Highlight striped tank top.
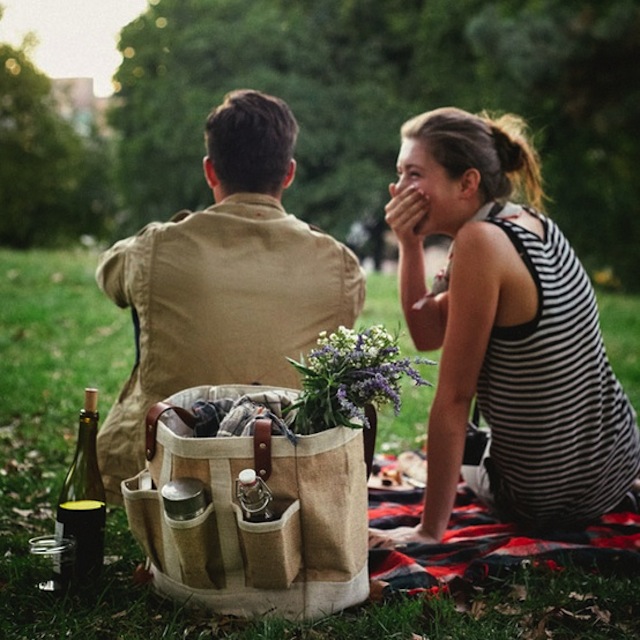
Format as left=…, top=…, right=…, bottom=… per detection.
left=476, top=211, right=640, bottom=528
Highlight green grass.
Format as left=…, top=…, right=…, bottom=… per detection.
left=1, top=247, right=639, bottom=639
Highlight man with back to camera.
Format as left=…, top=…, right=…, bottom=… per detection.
left=95, top=89, right=367, bottom=504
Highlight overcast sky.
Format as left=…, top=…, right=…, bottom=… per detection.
left=0, top=0, right=149, bottom=96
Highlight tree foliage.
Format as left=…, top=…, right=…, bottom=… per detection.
left=465, top=1, right=640, bottom=288
left=109, top=0, right=403, bottom=242
left=0, top=28, right=114, bottom=248
left=2, top=1, right=639, bottom=288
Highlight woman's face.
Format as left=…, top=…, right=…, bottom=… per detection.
left=393, top=137, right=464, bottom=235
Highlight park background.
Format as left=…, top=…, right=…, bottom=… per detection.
left=2, top=0, right=640, bottom=291
left=2, top=1, right=640, bottom=638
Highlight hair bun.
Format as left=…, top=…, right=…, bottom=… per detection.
left=492, top=126, right=525, bottom=173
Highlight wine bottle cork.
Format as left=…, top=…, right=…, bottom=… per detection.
left=84, top=388, right=98, bottom=412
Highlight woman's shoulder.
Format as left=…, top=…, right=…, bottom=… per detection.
left=452, top=218, right=533, bottom=293
left=449, top=222, right=512, bottom=289
left=455, top=218, right=513, bottom=256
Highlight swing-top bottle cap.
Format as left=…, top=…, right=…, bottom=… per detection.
left=238, top=469, right=257, bottom=485
left=84, top=388, right=98, bottom=412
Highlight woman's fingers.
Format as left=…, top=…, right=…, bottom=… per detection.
left=385, top=187, right=429, bottom=240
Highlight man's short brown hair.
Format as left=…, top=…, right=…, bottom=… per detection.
left=205, top=89, right=299, bottom=195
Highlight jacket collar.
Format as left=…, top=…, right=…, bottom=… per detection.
left=206, top=193, right=287, bottom=219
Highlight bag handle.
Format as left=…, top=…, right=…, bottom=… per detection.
left=144, top=401, right=378, bottom=479
left=363, top=404, right=377, bottom=479
left=145, top=401, right=197, bottom=461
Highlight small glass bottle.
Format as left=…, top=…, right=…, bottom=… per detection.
left=55, top=388, right=106, bottom=587
left=236, top=468, right=275, bottom=522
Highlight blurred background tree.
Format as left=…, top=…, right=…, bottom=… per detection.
left=465, top=1, right=640, bottom=290
left=0, top=13, right=114, bottom=248
left=1, top=0, right=639, bottom=289
left=109, top=0, right=403, bottom=246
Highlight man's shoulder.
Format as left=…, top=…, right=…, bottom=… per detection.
left=291, top=218, right=339, bottom=241
left=141, top=209, right=199, bottom=234
left=305, top=222, right=329, bottom=235
left=169, top=209, right=194, bottom=223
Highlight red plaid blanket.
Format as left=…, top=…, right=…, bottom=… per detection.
left=368, top=483, right=640, bottom=595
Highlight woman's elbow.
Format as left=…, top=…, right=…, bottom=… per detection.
left=409, top=327, right=443, bottom=352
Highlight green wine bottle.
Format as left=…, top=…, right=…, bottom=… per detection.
left=55, top=388, right=106, bottom=586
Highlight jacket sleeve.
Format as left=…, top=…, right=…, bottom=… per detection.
left=95, top=222, right=162, bottom=308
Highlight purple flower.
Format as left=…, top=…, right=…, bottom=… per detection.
left=287, top=325, right=435, bottom=434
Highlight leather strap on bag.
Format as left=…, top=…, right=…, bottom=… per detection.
left=252, top=410, right=376, bottom=481
left=145, top=401, right=197, bottom=461
left=253, top=418, right=273, bottom=480
left=363, top=404, right=377, bottom=479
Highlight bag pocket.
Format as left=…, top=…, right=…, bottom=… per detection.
left=122, top=471, right=165, bottom=571
left=164, top=502, right=225, bottom=589
left=233, top=499, right=302, bottom=590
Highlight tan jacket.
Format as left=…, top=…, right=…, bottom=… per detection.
left=96, top=194, right=366, bottom=503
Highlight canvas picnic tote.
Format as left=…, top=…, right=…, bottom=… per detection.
left=121, top=384, right=371, bottom=621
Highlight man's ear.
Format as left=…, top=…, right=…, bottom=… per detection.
left=282, top=159, right=297, bottom=190
left=460, top=168, right=481, bottom=198
left=203, top=156, right=220, bottom=190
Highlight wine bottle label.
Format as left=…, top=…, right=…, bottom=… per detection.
left=59, top=499, right=105, bottom=511
left=56, top=500, right=106, bottom=583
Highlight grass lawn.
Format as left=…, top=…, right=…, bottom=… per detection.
left=1, top=247, right=639, bottom=639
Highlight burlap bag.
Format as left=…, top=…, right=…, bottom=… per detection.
left=121, top=384, right=371, bottom=620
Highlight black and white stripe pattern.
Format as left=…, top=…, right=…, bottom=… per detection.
left=476, top=214, right=640, bottom=528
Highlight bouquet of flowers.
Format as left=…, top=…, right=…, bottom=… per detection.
left=287, top=325, right=435, bottom=435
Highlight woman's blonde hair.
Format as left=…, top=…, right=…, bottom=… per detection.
left=401, top=107, right=546, bottom=211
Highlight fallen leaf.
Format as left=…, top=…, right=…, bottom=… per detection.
left=3, top=459, right=22, bottom=474
left=559, top=607, right=592, bottom=621
left=588, top=605, right=612, bottom=625
left=495, top=602, right=522, bottom=616
left=568, top=591, right=595, bottom=602
left=11, top=328, right=27, bottom=342
left=511, top=583, right=528, bottom=601
left=470, top=598, right=488, bottom=619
